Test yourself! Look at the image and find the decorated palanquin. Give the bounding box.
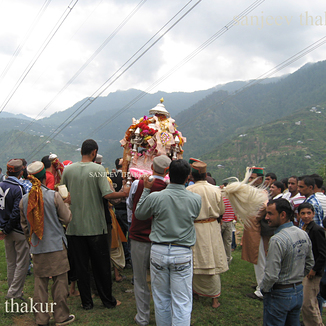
[120,98,186,180]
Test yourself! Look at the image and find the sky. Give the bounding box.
[0,0,325,119]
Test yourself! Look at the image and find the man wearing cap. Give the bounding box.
[242,167,270,301]
[20,161,75,326]
[187,160,228,308]
[127,155,171,326]
[0,159,30,301]
[135,159,201,326]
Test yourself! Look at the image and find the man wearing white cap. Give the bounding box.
[20,161,75,326]
[128,155,171,326]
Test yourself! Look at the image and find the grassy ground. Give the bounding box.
[1,237,326,326]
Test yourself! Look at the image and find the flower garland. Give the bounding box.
[123,114,184,155]
[125,116,157,148]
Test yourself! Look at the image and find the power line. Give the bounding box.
[25,1,326,161]
[0,0,51,81]
[25,0,202,161]
[6,0,147,148]
[89,0,266,136]
[26,0,147,122]
[178,35,326,129]
[0,0,79,114]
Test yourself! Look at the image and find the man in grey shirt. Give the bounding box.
[135,159,201,326]
[260,198,314,326]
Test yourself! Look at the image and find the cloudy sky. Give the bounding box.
[0,0,325,119]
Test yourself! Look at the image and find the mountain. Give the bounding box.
[40,88,219,126]
[0,112,33,120]
[34,77,286,164]
[177,60,326,161]
[200,105,326,184]
[0,130,80,170]
[1,60,326,172]
[29,83,253,163]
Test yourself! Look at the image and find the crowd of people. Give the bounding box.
[0,138,326,326]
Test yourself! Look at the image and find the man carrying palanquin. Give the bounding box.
[187,159,228,308]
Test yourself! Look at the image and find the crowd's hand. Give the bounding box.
[122,185,130,197]
[143,175,155,189]
[139,174,146,181]
[0,231,6,240]
[307,269,316,280]
[64,193,71,205]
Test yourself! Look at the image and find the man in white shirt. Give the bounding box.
[270,181,284,199]
[282,176,305,225]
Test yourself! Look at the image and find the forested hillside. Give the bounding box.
[201,105,326,184]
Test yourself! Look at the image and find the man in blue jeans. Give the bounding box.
[260,198,314,326]
[135,159,201,326]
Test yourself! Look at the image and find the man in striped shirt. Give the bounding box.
[282,176,305,226]
[221,196,236,265]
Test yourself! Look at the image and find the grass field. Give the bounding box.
[1,238,326,326]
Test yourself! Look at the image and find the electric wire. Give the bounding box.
[22,1,325,161]
[0,0,79,114]
[178,35,326,129]
[89,0,266,136]
[25,0,202,161]
[2,0,193,159]
[0,0,51,81]
[0,0,121,154]
[189,36,326,160]
[10,0,147,140]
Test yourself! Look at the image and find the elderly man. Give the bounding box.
[260,198,314,326]
[20,161,75,326]
[187,160,228,308]
[135,159,201,326]
[0,159,29,301]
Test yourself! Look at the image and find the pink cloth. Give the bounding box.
[129,168,169,181]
